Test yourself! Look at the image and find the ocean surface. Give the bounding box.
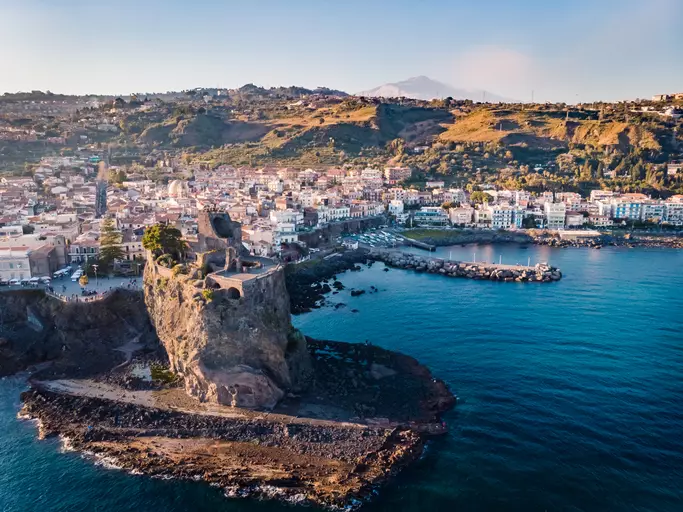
[2,245,683,512]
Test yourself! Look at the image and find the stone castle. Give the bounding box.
[143,209,311,409]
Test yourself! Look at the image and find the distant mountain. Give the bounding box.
[357,76,513,103]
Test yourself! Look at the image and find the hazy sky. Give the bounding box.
[1,0,681,102]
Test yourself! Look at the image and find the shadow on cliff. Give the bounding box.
[0,289,162,378]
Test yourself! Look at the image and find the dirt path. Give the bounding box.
[35,379,372,430]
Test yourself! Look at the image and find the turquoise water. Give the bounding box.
[2,245,683,511]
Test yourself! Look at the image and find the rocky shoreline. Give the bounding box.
[285,250,370,314]
[371,250,562,283]
[19,333,454,510]
[402,229,683,250]
[20,387,423,510]
[532,233,683,249]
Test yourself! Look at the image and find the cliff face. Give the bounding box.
[0,289,157,377]
[143,262,311,410]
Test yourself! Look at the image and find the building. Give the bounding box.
[664,196,683,226]
[474,207,492,228]
[448,206,474,226]
[69,241,100,264]
[544,202,566,230]
[121,229,145,261]
[443,188,467,205]
[566,213,586,228]
[28,244,59,277]
[413,207,449,226]
[490,205,524,229]
[0,225,23,237]
[384,167,412,184]
[612,201,643,220]
[640,203,665,223]
[388,199,404,216]
[425,180,445,189]
[0,246,31,281]
[588,215,613,227]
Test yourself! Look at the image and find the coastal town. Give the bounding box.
[1,153,682,284]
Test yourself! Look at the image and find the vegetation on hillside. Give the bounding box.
[1,85,682,196]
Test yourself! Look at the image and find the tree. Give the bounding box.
[99,217,124,271]
[79,275,89,288]
[470,191,493,204]
[142,224,186,259]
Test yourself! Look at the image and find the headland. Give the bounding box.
[10,210,454,510]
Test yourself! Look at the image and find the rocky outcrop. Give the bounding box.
[285,249,370,314]
[371,250,562,283]
[20,387,424,511]
[143,262,311,410]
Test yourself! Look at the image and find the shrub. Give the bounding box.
[201,289,214,302]
[171,264,188,277]
[156,254,176,268]
[150,364,179,384]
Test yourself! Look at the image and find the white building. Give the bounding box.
[664,196,683,225]
[640,203,665,223]
[544,202,566,230]
[388,199,404,216]
[0,246,31,281]
[448,206,474,226]
[490,205,524,229]
[474,207,492,228]
[566,213,586,227]
[384,167,412,183]
[270,209,304,227]
[443,188,467,204]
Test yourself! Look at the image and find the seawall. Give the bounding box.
[370,249,562,283]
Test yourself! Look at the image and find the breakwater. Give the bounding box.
[370,249,562,282]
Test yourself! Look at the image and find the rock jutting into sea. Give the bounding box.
[14,211,455,510]
[370,249,562,283]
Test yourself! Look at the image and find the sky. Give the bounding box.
[0,0,681,103]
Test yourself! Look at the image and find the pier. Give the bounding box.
[401,237,436,251]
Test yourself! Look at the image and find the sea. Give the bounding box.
[1,244,683,512]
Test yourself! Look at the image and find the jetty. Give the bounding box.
[401,237,436,251]
[370,249,562,283]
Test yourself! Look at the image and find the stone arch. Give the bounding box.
[212,215,234,238]
[226,287,241,299]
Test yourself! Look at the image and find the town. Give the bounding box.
[1,152,682,286]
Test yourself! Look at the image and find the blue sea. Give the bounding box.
[2,245,683,512]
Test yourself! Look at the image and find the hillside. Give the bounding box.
[439,107,664,153]
[131,99,452,157]
[1,84,681,194]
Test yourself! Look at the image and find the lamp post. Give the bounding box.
[92,264,98,290]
